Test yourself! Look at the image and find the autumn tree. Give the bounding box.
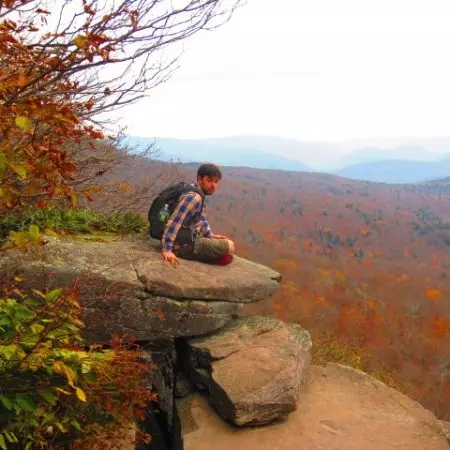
[0,0,241,211]
[0,2,242,447]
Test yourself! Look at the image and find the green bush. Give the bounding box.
[0,208,147,243]
[0,288,152,449]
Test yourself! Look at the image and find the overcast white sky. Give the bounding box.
[119,0,450,142]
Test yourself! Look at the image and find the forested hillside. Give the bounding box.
[129,158,450,420]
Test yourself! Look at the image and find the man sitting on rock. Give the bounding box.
[158,163,235,266]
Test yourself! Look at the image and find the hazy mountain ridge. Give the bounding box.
[127,136,312,172]
[126,135,450,183]
[336,158,450,184]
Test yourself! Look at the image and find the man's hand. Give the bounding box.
[162,250,180,267]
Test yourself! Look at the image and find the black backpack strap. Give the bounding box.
[148,182,204,241]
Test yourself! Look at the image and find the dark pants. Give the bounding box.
[174,237,229,262]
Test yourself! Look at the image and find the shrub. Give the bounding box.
[0,287,153,449]
[0,208,147,244]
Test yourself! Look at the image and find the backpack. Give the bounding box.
[148,182,204,241]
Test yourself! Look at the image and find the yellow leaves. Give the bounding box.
[73,35,88,49]
[3,225,43,250]
[334,271,346,285]
[53,361,77,387]
[365,299,377,310]
[0,153,7,180]
[317,268,330,279]
[54,387,71,396]
[15,116,33,132]
[9,162,27,179]
[44,228,59,237]
[52,362,87,401]
[69,193,78,208]
[275,258,297,272]
[75,387,86,402]
[53,112,78,124]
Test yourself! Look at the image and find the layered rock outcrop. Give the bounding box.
[0,235,280,342]
[1,233,449,450]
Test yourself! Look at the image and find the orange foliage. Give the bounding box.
[425,288,442,301]
[182,161,450,419]
[430,317,448,340]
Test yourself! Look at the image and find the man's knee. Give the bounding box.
[226,239,235,254]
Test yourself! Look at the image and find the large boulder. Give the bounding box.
[183,315,312,426]
[0,235,281,342]
[181,363,450,450]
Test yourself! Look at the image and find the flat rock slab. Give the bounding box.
[183,363,450,450]
[2,235,270,341]
[136,254,281,303]
[1,235,281,303]
[185,316,312,426]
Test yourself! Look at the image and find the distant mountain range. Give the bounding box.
[126,136,311,172]
[125,135,450,184]
[336,157,450,184]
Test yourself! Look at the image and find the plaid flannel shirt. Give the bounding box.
[161,190,212,252]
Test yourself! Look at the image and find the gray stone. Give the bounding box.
[1,235,274,342]
[184,315,312,426]
[175,372,195,398]
[1,234,281,303]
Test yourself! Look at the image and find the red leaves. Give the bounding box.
[45,56,61,69]
[430,316,448,340]
[35,8,51,15]
[0,32,18,44]
[130,10,139,30]
[85,97,94,110]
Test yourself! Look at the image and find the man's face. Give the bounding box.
[197,175,221,195]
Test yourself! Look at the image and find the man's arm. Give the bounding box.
[161,192,203,253]
[194,210,213,238]
[193,207,236,254]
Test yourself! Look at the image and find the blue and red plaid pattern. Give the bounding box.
[161,191,212,252]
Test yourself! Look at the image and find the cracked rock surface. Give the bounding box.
[0,235,281,342]
[183,315,312,426]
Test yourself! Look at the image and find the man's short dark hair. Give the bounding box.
[197,163,222,179]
